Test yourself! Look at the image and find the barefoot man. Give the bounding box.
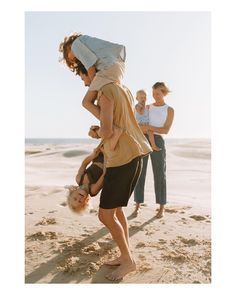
[59,34,152,280]
[84,81,151,280]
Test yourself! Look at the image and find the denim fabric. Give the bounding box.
[71,35,126,71]
[134,134,166,205]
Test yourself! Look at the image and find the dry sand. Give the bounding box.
[25,138,211,284]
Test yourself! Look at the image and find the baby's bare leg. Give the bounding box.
[109,126,123,151]
[147,130,161,152]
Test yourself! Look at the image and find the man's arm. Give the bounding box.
[99,94,114,139]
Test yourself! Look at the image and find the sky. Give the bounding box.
[25,11,210,138]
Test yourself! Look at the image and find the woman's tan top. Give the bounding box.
[98,83,152,168]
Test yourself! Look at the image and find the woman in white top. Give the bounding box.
[133,82,174,218]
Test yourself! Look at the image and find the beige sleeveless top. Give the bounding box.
[98,83,152,168]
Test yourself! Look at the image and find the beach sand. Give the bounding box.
[25,138,211,284]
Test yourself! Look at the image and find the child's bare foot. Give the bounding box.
[152,145,162,152]
[106,259,136,281]
[104,256,121,266]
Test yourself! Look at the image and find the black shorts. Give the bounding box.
[99,156,143,209]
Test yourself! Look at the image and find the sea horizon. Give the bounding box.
[25,137,211,146]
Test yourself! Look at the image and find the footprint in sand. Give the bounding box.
[57,256,81,273]
[89,209,98,214]
[165,208,178,213]
[138,262,153,272]
[190,215,207,221]
[27,231,59,241]
[136,242,147,248]
[59,201,67,207]
[165,206,192,214]
[145,230,155,236]
[35,217,56,226]
[138,254,146,260]
[178,236,200,246]
[158,239,167,244]
[81,242,101,254]
[161,251,189,263]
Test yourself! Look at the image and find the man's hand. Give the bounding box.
[88,125,101,138]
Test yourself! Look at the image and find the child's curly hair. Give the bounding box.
[59,32,87,76]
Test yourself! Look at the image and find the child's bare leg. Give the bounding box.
[109,126,123,151]
[148,130,161,152]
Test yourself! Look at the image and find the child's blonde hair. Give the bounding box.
[65,185,91,215]
[136,89,147,100]
[152,82,170,96]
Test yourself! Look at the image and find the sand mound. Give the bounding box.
[35,217,56,226]
[173,150,211,160]
[63,150,89,158]
[27,231,59,241]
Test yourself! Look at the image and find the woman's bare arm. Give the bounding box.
[140,107,174,135]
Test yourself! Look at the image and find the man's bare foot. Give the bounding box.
[152,145,162,152]
[156,209,165,219]
[106,259,136,281]
[104,256,121,266]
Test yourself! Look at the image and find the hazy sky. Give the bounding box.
[25,11,210,138]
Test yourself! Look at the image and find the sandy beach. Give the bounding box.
[25,138,211,284]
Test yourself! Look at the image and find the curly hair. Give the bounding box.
[59,33,87,75]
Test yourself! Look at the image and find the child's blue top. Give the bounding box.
[135,107,149,124]
[71,35,126,71]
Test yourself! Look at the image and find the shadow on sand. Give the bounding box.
[25,216,157,284]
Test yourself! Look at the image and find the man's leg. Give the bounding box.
[99,207,136,280]
[104,207,129,266]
